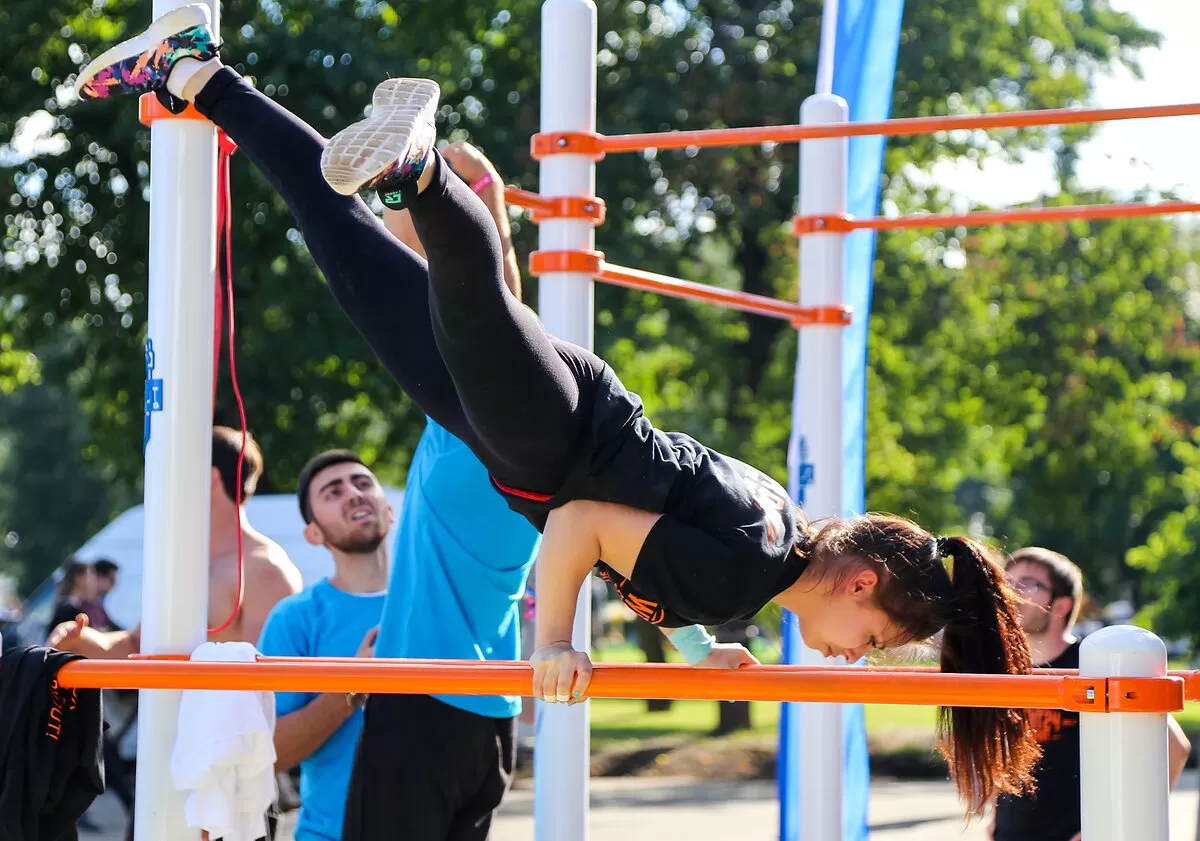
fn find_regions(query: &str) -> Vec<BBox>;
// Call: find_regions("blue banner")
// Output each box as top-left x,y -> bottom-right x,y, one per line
779,2 -> 905,840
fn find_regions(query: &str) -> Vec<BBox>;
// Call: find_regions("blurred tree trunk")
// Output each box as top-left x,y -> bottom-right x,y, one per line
713,620 -> 754,734
634,621 -> 673,712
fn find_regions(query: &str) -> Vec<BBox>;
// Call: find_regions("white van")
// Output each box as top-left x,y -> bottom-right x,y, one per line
7,487 -> 405,647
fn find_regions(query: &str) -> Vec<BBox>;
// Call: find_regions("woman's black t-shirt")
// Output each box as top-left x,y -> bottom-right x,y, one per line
492,362 -> 809,628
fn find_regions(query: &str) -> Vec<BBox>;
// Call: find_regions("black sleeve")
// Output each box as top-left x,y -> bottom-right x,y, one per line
624,515 -> 758,627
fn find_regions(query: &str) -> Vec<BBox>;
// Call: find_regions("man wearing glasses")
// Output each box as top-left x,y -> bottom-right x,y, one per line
990,547 -> 1192,841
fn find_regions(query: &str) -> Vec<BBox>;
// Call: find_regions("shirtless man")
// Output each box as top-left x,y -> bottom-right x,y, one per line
48,426 -> 303,654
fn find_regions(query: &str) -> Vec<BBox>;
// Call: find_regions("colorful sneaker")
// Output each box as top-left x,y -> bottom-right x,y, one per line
321,78 -> 441,209
74,4 -> 219,113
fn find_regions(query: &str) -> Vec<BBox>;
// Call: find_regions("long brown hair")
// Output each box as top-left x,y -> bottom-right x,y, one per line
809,514 -> 1040,814
55,557 -> 91,602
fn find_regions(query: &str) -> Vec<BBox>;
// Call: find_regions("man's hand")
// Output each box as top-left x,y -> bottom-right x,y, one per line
356,626 -> 379,659
695,642 -> 760,669
1067,834 -> 1080,841
47,613 -> 89,651
441,141 -> 499,189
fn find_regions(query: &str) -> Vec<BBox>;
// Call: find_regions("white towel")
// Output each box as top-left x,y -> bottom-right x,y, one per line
170,641 -> 277,841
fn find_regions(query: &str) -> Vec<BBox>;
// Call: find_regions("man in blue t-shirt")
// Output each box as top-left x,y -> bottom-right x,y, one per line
339,417 -> 542,841
257,451 -> 394,841
268,422 -> 544,841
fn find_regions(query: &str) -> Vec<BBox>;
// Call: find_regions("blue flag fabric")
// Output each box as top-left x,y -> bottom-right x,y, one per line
779,2 -> 905,840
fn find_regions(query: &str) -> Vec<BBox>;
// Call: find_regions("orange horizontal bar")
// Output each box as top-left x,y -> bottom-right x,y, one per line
595,263 -> 850,326
53,658 -> 1184,711
125,655 -> 1200,703
570,102 -> 1200,156
794,200 -> 1200,235
504,185 -> 558,215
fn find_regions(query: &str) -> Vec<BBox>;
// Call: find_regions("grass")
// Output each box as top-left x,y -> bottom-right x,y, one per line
589,640 -> 941,749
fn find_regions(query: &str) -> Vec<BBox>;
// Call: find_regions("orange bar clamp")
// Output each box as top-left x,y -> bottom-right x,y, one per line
503,186 -> 607,225
794,200 -> 1200,235
54,659 -> 1184,712
532,102 -> 1200,159
138,92 -> 208,125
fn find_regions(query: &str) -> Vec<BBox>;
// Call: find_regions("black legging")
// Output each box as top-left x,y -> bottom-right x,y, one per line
194,68 -> 604,494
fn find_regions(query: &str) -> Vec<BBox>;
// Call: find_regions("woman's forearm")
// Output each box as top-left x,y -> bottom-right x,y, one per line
476,184 -> 522,299
534,502 -> 602,649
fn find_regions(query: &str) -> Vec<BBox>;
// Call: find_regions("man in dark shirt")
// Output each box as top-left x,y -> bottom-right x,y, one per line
82,558 -> 120,632
990,547 -> 1192,841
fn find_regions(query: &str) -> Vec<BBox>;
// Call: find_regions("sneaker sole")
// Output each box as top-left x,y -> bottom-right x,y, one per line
74,3 -> 211,97
321,78 -> 441,196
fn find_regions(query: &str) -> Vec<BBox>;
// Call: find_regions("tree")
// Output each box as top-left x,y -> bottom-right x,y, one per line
1129,435 -> 1200,646
1,0 -> 1157,496
0,374 -> 135,591
865,185 -> 1200,605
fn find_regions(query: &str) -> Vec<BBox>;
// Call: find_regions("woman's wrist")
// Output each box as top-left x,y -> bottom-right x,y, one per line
535,629 -> 576,649
667,625 -> 716,665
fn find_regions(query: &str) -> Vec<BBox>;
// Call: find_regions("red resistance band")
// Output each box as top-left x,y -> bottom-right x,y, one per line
208,130 -> 249,637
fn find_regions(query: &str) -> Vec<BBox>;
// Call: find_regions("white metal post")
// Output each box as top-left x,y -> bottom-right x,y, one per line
133,1 -> 220,839
1079,625 -> 1171,841
790,92 -> 850,841
534,1 -> 597,839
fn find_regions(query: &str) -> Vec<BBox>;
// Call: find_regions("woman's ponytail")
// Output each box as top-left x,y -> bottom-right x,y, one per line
936,536 -> 1041,815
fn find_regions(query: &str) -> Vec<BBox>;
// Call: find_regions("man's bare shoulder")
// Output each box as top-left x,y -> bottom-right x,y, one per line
242,532 -> 304,591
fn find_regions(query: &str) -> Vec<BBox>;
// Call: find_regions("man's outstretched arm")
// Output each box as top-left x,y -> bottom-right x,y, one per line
384,141 -> 522,300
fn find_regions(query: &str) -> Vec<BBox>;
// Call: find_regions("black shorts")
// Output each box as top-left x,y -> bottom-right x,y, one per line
342,693 -> 516,841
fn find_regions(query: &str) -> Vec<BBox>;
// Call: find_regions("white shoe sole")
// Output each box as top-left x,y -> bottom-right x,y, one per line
321,78 -> 441,196
74,3 -> 211,97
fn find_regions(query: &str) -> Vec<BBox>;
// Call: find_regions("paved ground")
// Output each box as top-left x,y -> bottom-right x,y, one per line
81,770 -> 1200,840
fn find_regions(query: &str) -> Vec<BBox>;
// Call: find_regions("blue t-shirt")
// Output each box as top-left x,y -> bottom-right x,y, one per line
258,581 -> 385,841
374,418 -> 541,718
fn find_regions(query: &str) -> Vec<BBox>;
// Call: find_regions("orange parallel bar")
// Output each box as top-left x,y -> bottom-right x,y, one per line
795,200 -> 1200,235
120,656 -> 1200,703
55,658 -> 1124,710
585,102 -> 1200,155
504,185 -> 554,214
595,263 -> 849,326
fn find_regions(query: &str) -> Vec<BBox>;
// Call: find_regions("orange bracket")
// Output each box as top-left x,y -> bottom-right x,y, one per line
138,93 -> 238,156
1059,677 -> 1105,712
504,187 -> 607,225
1105,675 -> 1185,713
795,307 -> 852,327
793,214 -> 855,235
530,131 -> 607,161
1056,676 -> 1185,713
138,92 -> 208,125
528,249 -> 605,276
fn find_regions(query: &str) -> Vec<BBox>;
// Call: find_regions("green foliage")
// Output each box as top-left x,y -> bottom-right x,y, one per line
867,191 -> 1200,605
0,377 -> 136,591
